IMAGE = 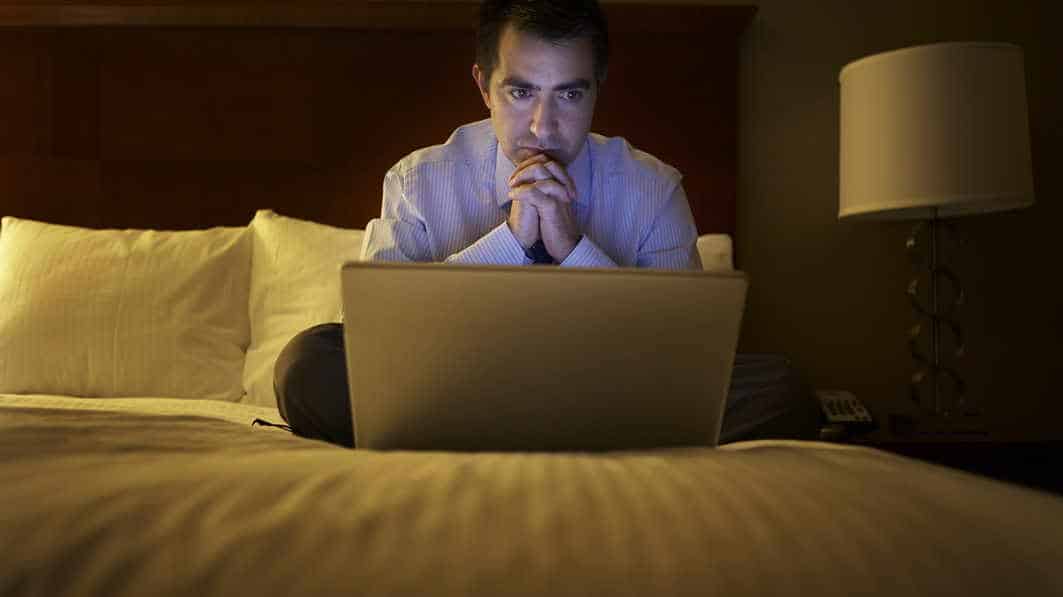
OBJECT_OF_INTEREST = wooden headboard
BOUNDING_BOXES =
[0,2,754,236]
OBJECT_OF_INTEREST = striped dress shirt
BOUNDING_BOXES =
[363,120,702,270]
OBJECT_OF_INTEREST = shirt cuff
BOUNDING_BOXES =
[559,235,617,268]
[445,222,531,266]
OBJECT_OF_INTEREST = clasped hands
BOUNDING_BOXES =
[505,153,581,263]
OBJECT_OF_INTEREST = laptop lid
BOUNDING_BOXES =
[341,262,747,452]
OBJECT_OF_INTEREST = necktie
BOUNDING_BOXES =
[527,239,554,265]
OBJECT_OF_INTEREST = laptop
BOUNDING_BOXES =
[340,262,748,451]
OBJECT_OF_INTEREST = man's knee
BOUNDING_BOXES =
[274,323,345,389]
[274,323,354,448]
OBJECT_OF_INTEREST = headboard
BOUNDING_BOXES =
[0,2,754,236]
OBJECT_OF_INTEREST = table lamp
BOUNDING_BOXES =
[838,42,1035,430]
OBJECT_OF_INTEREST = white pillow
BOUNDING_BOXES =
[0,217,251,401]
[697,234,734,271]
[243,210,365,407]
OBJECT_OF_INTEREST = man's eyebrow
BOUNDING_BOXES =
[500,76,592,91]
[556,79,592,91]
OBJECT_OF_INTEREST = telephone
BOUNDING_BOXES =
[816,390,876,439]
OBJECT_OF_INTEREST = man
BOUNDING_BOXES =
[274,0,702,447]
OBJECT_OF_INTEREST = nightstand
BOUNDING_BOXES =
[840,415,1063,496]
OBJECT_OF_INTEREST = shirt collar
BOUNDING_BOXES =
[493,138,591,208]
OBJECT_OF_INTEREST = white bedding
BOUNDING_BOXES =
[3,394,1062,597]
[0,393,282,426]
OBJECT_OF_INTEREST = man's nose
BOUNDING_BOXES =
[529,98,558,143]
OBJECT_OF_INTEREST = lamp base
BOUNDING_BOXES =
[889,412,989,439]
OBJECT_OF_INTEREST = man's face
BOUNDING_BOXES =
[473,24,598,166]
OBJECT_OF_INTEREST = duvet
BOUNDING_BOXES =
[2,395,1061,597]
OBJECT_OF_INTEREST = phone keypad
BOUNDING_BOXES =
[817,391,872,423]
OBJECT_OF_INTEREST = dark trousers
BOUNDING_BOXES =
[274,323,355,448]
[274,325,822,450]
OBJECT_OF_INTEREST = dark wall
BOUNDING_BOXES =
[727,0,1060,438]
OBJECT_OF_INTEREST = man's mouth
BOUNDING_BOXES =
[521,146,560,158]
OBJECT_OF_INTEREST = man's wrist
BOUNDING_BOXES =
[553,234,583,263]
[506,219,536,250]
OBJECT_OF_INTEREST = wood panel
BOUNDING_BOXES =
[0,30,50,154]
[99,29,316,162]
[50,30,99,158]
[0,3,755,235]
[0,2,477,29]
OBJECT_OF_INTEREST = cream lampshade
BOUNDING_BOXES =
[837,42,1035,426]
[839,42,1034,221]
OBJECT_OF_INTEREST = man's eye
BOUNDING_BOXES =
[561,89,584,102]
[509,88,532,100]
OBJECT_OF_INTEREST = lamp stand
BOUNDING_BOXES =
[903,213,987,437]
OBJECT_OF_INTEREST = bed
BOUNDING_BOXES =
[2,3,1063,596]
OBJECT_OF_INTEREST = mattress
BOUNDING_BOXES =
[3,394,1062,597]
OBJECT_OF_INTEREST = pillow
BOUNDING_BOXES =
[697,234,734,271]
[243,210,365,407]
[0,217,251,401]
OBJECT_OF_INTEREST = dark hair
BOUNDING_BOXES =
[476,0,610,86]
